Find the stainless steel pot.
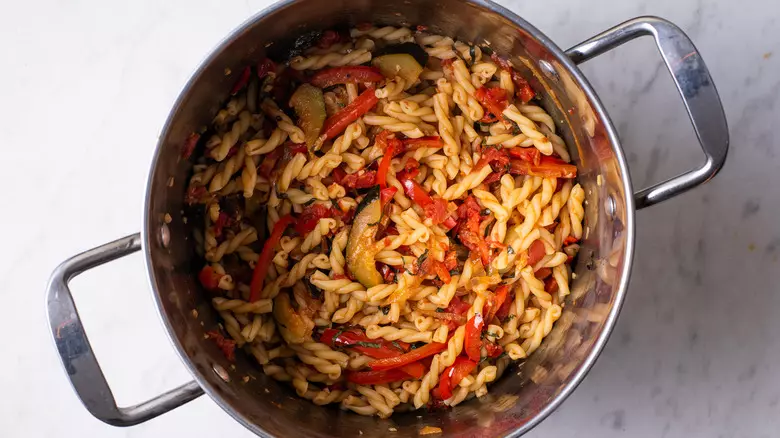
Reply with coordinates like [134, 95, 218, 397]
[46, 1, 728, 436]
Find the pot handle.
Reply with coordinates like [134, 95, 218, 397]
[46, 233, 204, 426]
[565, 16, 729, 209]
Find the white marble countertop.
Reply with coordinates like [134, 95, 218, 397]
[2, 0, 777, 436]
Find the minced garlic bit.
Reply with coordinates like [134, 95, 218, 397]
[388, 427, 397, 432]
[191, 309, 199, 318]
[167, 176, 175, 187]
[164, 213, 173, 224]
[419, 426, 443, 435]
[242, 376, 250, 383]
[224, 67, 232, 76]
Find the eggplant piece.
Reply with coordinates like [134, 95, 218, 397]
[273, 292, 314, 344]
[375, 42, 429, 67]
[289, 83, 326, 147]
[346, 186, 383, 288]
[372, 54, 424, 85]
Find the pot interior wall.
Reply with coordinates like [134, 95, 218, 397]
[144, 1, 631, 436]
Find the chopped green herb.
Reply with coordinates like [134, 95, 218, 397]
[449, 269, 459, 276]
[417, 250, 429, 271]
[391, 341, 404, 352]
[469, 45, 477, 63]
[506, 314, 516, 321]
[381, 306, 390, 315]
[509, 120, 522, 135]
[435, 308, 445, 313]
[481, 45, 494, 56]
[486, 331, 498, 338]
[478, 355, 490, 365]
[303, 197, 316, 206]
[507, 246, 515, 255]
[410, 342, 426, 350]
[355, 341, 382, 349]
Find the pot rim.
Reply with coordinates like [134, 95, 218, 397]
[142, 1, 636, 436]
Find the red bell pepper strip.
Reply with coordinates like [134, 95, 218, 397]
[484, 285, 509, 322]
[230, 66, 251, 96]
[401, 136, 444, 152]
[475, 147, 510, 172]
[206, 330, 237, 362]
[437, 357, 478, 400]
[509, 156, 577, 178]
[563, 235, 579, 246]
[527, 239, 546, 266]
[495, 291, 515, 321]
[257, 58, 276, 80]
[419, 255, 452, 284]
[424, 198, 451, 227]
[545, 276, 559, 294]
[464, 314, 485, 361]
[508, 147, 541, 165]
[321, 328, 425, 378]
[321, 328, 408, 354]
[379, 263, 396, 283]
[396, 170, 452, 226]
[484, 341, 503, 358]
[454, 196, 492, 266]
[536, 267, 552, 280]
[442, 216, 457, 230]
[198, 266, 223, 291]
[338, 170, 377, 189]
[310, 66, 384, 88]
[380, 187, 398, 206]
[397, 173, 432, 206]
[317, 30, 343, 49]
[377, 143, 394, 189]
[446, 296, 471, 315]
[258, 142, 307, 179]
[516, 78, 535, 104]
[460, 230, 491, 268]
[295, 203, 333, 235]
[475, 86, 508, 121]
[212, 212, 230, 238]
[249, 214, 294, 302]
[180, 132, 201, 160]
[429, 312, 466, 326]
[347, 369, 411, 385]
[490, 53, 535, 104]
[368, 342, 447, 372]
[320, 88, 378, 141]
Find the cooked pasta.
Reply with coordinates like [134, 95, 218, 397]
[183, 24, 584, 419]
